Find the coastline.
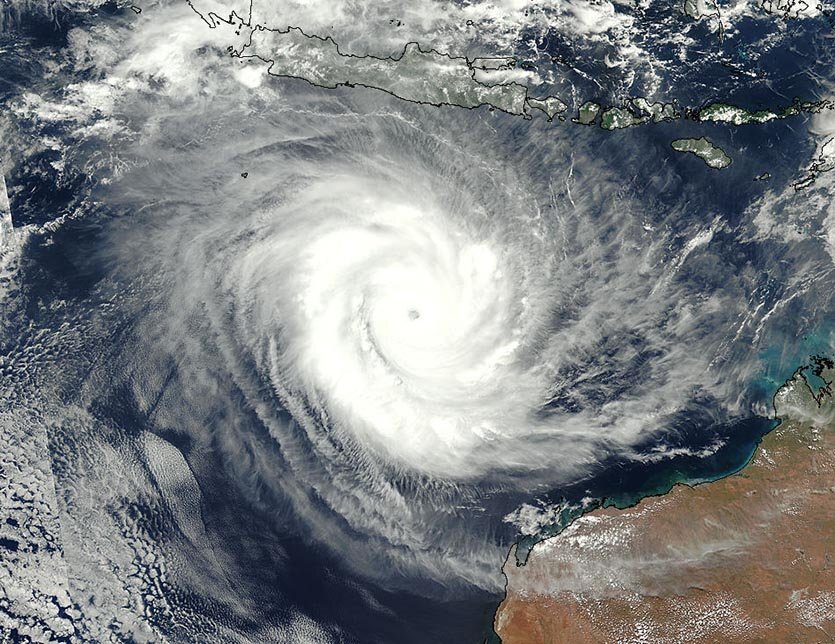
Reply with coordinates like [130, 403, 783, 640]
[491, 355, 834, 643]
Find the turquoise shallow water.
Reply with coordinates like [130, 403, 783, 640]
[4, 3, 835, 642]
[754, 330, 835, 405]
[513, 413, 776, 565]
[512, 333, 835, 567]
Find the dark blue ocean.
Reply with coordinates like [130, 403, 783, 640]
[1, 3, 833, 643]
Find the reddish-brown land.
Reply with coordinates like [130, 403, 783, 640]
[495, 362, 835, 643]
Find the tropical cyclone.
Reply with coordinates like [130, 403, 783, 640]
[495, 357, 835, 643]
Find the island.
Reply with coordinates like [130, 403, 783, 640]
[572, 102, 602, 125]
[494, 356, 835, 643]
[181, 0, 834, 186]
[760, 0, 819, 19]
[185, 0, 573, 118]
[595, 98, 678, 130]
[671, 137, 732, 168]
[683, 0, 720, 19]
[238, 26, 534, 115]
[631, 97, 679, 123]
[794, 136, 835, 190]
[0, 174, 13, 256]
[526, 96, 568, 121]
[696, 99, 833, 125]
[599, 107, 649, 131]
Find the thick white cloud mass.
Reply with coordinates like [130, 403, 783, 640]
[2, 0, 834, 640]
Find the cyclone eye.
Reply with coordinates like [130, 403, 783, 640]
[230, 179, 551, 477]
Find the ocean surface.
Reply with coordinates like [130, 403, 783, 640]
[1, 3, 834, 642]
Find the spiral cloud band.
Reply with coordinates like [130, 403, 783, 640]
[93, 97, 773, 595]
[14, 25, 806, 592]
[189, 137, 645, 486]
[4, 0, 835, 639]
[228, 172, 560, 478]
